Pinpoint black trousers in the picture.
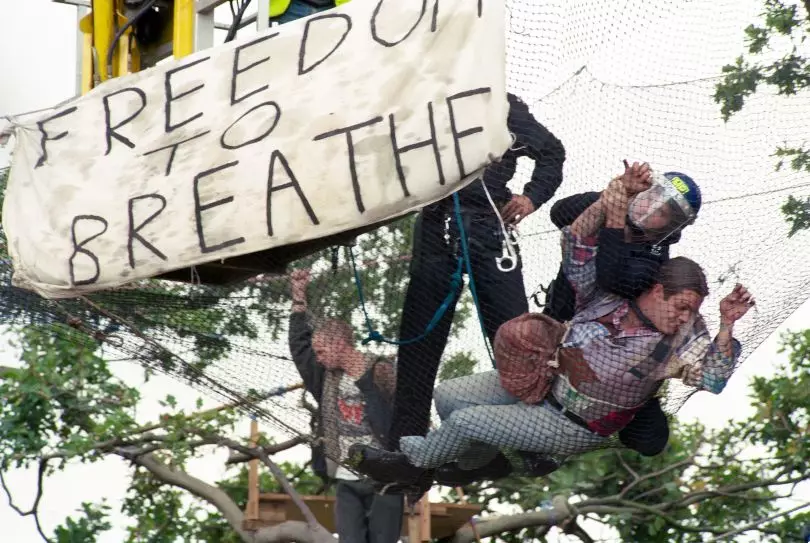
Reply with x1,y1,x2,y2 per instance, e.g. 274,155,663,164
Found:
387,210,529,450
335,480,404,543
542,266,670,457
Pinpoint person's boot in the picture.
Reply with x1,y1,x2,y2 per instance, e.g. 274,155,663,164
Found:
347,444,428,486
434,452,514,486
517,451,561,477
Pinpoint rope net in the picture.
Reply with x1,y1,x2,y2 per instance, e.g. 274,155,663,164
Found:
2,0,810,488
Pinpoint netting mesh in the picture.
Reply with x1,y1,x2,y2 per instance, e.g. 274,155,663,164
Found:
2,0,810,489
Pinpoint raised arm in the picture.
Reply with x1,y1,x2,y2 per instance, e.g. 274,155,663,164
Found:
288,269,324,402
680,284,754,394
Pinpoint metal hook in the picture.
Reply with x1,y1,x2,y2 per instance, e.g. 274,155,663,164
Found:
495,241,517,272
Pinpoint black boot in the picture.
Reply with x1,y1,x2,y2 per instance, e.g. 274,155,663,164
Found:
517,451,561,477
347,444,428,486
434,452,514,486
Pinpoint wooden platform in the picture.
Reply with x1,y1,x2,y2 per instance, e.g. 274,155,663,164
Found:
244,492,481,540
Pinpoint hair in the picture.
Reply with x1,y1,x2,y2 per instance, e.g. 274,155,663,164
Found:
313,318,354,345
656,256,709,298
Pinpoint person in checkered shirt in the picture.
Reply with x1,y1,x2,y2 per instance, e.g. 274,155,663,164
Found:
349,163,755,487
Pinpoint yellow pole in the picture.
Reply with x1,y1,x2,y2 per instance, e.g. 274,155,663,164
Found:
173,0,196,59
90,0,119,81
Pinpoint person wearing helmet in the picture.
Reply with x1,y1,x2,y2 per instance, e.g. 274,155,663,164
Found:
346,163,751,488
269,0,350,25
540,161,703,460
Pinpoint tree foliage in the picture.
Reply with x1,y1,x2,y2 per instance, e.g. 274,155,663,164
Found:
714,0,810,236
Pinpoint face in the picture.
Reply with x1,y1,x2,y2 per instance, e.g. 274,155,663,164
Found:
649,286,704,335
628,190,675,232
312,331,344,370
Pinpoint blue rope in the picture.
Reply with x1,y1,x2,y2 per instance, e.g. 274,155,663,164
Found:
451,193,496,365
349,193,497,365
349,247,463,346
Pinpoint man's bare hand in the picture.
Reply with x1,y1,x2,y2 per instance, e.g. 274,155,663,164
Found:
501,195,536,225
720,283,755,325
290,269,311,301
621,160,653,196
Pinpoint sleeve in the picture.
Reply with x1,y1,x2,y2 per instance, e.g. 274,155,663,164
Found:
595,229,664,299
549,191,601,229
560,226,600,310
506,94,567,209
288,311,324,403
676,318,743,394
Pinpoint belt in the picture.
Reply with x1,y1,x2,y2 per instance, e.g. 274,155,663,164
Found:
546,395,594,434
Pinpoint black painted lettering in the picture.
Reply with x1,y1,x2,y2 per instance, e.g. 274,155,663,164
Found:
164,56,210,133
371,0,427,47
103,87,147,155
142,131,211,176
231,33,278,105
193,161,246,253
69,215,108,286
298,13,352,75
220,101,281,150
431,0,439,31
446,87,491,178
35,107,78,168
266,150,319,237
313,116,384,213
127,194,168,268
389,101,445,194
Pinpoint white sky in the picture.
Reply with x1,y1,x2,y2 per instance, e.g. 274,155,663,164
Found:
1,1,810,542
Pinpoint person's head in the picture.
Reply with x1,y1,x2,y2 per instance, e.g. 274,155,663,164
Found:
627,172,702,243
312,319,355,370
636,256,709,335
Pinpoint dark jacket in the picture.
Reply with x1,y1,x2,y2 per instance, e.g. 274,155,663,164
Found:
288,311,395,480
430,92,566,214
544,191,677,322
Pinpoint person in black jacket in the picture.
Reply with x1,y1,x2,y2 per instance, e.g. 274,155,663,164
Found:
540,162,703,457
288,269,403,543
386,94,566,466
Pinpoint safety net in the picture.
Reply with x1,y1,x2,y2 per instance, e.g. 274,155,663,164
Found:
1,0,810,487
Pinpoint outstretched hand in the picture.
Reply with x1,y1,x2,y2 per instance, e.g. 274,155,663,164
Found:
621,160,653,196
720,283,755,325
501,195,536,225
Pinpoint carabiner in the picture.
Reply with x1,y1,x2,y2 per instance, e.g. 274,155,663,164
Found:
495,242,517,272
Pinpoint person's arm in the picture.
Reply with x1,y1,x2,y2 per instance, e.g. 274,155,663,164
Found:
549,191,601,229
288,270,324,402
679,284,754,394
500,94,566,224
560,225,600,310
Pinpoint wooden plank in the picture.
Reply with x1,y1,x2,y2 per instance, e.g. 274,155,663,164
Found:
249,493,481,539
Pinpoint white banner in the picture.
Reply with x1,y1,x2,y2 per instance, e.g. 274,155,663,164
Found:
3,0,509,299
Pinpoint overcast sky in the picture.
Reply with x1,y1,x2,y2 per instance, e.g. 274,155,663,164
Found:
1,1,810,542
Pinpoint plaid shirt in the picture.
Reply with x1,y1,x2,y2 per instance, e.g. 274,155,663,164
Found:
551,227,741,436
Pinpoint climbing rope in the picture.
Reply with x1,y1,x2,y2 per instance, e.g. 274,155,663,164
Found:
349,193,496,364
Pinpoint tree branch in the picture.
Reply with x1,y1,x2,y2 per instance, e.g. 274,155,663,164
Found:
452,496,572,543
0,460,52,542
218,438,335,541
705,501,810,542
119,451,252,542
225,436,309,465
618,456,694,498
253,521,334,543
615,450,639,480
562,518,594,543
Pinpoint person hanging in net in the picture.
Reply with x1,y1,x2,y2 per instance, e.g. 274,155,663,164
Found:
536,162,703,461
384,93,566,482
348,164,754,488
287,269,403,543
